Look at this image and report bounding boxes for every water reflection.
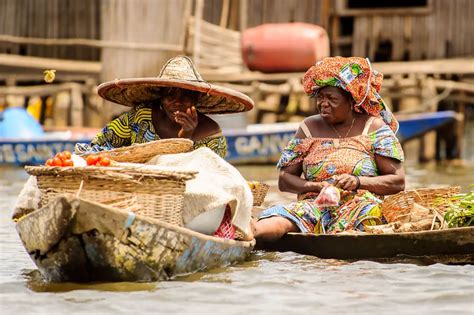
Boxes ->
[1,162,473,314]
[24,270,157,293]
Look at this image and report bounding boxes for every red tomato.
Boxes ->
[98,153,109,160]
[63,151,72,159]
[63,159,74,167]
[45,159,53,166]
[52,157,63,167]
[86,155,99,166]
[99,157,111,166]
[55,152,66,161]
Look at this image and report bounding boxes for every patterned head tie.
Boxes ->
[303,56,398,133]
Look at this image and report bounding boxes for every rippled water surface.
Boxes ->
[1,162,473,314]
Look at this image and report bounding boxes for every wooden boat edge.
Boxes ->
[15,195,255,282]
[256,227,474,264]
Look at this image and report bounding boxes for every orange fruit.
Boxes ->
[86,155,99,166]
[55,152,66,161]
[52,157,63,167]
[63,159,74,167]
[99,157,111,166]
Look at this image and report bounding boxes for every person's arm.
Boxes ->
[333,156,405,195]
[192,114,227,158]
[278,120,328,194]
[278,162,327,194]
[193,133,227,159]
[361,155,405,194]
[333,118,405,195]
[90,111,132,150]
[75,111,133,154]
[175,106,198,138]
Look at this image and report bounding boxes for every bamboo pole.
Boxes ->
[219,0,230,28]
[0,34,183,52]
[239,0,248,31]
[193,0,204,68]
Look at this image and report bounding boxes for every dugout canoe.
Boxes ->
[15,195,255,282]
[256,227,474,265]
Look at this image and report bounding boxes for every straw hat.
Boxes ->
[98,56,254,114]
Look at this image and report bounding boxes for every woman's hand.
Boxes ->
[175,106,198,138]
[332,174,359,191]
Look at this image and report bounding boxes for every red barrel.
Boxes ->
[241,23,330,73]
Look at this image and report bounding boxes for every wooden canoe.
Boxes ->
[256,227,474,265]
[15,195,255,282]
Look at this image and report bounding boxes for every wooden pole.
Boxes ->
[219,0,230,28]
[193,0,204,68]
[239,0,248,32]
[100,0,189,118]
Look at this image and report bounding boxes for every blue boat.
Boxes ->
[224,110,458,163]
[0,110,458,165]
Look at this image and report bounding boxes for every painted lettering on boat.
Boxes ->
[0,142,75,164]
[232,133,293,157]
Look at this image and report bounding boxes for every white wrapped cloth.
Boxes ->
[147,147,253,235]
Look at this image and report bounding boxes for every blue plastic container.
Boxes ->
[0,108,45,138]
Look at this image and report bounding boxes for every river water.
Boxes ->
[1,157,474,314]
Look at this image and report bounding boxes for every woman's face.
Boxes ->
[161,88,197,120]
[316,86,353,123]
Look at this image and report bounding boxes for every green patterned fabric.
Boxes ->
[76,104,227,159]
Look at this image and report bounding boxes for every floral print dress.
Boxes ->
[259,124,404,234]
[75,104,227,159]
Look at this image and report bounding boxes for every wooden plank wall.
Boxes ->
[187,17,243,73]
[201,0,472,61]
[351,0,474,61]
[0,0,100,60]
[246,0,325,28]
[100,0,190,117]
[202,0,326,29]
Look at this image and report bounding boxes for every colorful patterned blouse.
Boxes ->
[278,125,404,196]
[259,124,405,234]
[77,104,227,158]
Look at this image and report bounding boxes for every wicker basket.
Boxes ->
[248,181,270,206]
[25,165,196,226]
[408,186,461,213]
[81,138,193,163]
[381,192,415,223]
[381,186,461,223]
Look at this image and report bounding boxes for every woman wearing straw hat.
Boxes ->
[76,56,254,158]
[252,56,405,241]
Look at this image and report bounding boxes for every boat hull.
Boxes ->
[256,227,474,264]
[16,196,255,282]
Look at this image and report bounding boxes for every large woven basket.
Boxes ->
[409,186,461,212]
[25,165,196,226]
[381,186,461,223]
[248,181,270,206]
[81,138,193,163]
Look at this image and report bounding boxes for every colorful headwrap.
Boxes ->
[303,56,399,133]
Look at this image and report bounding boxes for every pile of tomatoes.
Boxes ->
[45,150,112,167]
[45,150,74,167]
[85,153,111,166]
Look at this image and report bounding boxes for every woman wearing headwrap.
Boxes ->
[253,57,405,241]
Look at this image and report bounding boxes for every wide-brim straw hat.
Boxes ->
[98,56,254,114]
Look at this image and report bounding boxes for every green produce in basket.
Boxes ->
[442,186,474,228]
